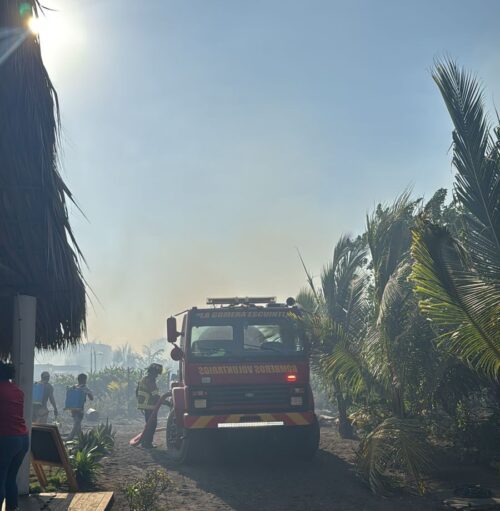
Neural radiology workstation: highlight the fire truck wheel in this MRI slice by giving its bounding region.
[166,408,197,464]
[297,415,320,460]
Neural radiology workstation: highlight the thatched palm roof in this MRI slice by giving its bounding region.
[0,1,86,355]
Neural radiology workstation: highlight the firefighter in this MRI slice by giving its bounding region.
[32,371,58,424]
[136,363,163,448]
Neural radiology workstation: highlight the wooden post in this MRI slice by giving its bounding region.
[11,294,37,495]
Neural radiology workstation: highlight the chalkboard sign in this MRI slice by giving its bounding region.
[31,426,62,464]
[31,424,78,491]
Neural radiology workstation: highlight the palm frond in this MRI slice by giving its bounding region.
[320,325,367,398]
[321,235,367,329]
[377,260,412,327]
[343,274,369,338]
[357,417,432,495]
[297,249,322,306]
[433,59,500,279]
[424,188,448,222]
[295,288,318,314]
[411,221,500,380]
[366,190,418,307]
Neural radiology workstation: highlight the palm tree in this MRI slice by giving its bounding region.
[364,192,418,417]
[0,1,86,355]
[141,343,166,368]
[113,344,140,368]
[412,60,500,381]
[298,235,368,438]
[302,194,435,494]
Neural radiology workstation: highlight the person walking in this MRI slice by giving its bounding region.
[32,371,58,424]
[67,373,93,440]
[136,363,163,448]
[0,361,30,511]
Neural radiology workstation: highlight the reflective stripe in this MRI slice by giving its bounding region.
[184,411,315,429]
[190,415,214,429]
[138,404,156,410]
[286,412,309,426]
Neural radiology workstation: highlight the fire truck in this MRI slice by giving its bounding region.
[165,296,319,462]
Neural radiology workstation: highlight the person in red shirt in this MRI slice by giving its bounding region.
[0,361,29,511]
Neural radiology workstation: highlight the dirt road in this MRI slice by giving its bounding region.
[99,424,442,510]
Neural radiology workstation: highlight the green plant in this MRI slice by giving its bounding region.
[298,234,368,438]
[96,421,116,448]
[412,60,500,380]
[69,446,101,486]
[123,469,172,511]
[67,422,115,458]
[30,468,68,493]
[357,418,432,495]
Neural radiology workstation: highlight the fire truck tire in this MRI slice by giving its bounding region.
[166,409,198,464]
[297,415,320,460]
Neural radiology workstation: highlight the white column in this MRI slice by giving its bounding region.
[11,294,37,495]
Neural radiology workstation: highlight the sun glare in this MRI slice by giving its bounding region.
[27,16,40,35]
[23,9,86,75]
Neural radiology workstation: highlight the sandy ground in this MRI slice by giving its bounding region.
[95,420,471,511]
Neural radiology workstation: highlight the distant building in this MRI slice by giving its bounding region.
[63,342,114,372]
[34,364,86,378]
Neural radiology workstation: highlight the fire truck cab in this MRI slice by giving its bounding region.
[165,296,319,463]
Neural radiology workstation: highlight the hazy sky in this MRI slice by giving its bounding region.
[36,0,500,348]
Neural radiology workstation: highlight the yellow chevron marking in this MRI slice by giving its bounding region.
[287,413,309,425]
[225,414,241,423]
[259,413,276,422]
[192,415,214,429]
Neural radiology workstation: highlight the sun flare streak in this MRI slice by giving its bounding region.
[0,29,28,66]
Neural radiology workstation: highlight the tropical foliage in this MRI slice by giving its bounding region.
[412,60,500,380]
[67,422,115,487]
[300,60,500,494]
[67,421,116,458]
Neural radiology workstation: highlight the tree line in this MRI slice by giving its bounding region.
[297,60,499,494]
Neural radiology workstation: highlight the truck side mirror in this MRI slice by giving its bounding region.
[166,316,179,343]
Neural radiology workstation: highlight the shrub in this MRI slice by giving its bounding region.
[69,446,102,487]
[67,422,115,458]
[123,469,172,511]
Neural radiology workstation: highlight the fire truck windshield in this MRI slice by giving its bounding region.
[188,316,306,359]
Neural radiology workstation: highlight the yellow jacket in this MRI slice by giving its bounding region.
[136,375,160,410]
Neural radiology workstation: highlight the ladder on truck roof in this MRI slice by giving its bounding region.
[206,297,276,306]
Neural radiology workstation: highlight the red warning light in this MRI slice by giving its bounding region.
[286,374,297,382]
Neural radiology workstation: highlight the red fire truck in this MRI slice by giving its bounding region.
[165,296,319,462]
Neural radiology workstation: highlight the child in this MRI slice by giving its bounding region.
[67,373,93,440]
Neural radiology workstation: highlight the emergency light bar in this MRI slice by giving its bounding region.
[207,297,276,306]
[218,421,284,428]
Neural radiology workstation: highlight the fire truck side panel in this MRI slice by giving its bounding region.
[185,361,309,386]
[172,386,186,424]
